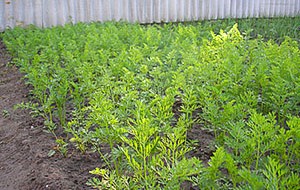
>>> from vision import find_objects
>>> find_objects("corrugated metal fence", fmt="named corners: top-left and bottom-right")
top-left (1, 0), bottom-right (300, 31)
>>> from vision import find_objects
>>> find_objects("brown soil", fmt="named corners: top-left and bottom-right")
top-left (187, 124), bottom-right (215, 166)
top-left (0, 40), bottom-right (101, 190)
top-left (0, 39), bottom-right (214, 190)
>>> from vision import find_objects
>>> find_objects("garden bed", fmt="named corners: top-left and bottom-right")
top-left (0, 41), bottom-right (102, 190)
top-left (0, 17), bottom-right (299, 189)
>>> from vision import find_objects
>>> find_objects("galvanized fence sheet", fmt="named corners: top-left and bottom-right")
top-left (0, 0), bottom-right (300, 31)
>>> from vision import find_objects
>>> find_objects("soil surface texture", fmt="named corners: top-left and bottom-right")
top-left (0, 40), bottom-right (100, 190)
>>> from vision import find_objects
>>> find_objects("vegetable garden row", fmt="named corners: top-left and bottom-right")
top-left (1, 17), bottom-right (300, 189)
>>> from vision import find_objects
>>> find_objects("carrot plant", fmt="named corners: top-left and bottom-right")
top-left (2, 17), bottom-right (300, 189)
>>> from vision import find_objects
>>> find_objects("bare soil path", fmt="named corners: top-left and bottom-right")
top-left (0, 40), bottom-right (99, 190)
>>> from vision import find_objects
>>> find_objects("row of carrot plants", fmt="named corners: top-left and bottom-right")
top-left (1, 17), bottom-right (300, 189)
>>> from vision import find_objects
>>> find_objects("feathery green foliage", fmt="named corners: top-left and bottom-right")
top-left (2, 17), bottom-right (300, 189)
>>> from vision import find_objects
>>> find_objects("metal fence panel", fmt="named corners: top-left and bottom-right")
top-left (0, 0), bottom-right (299, 31)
